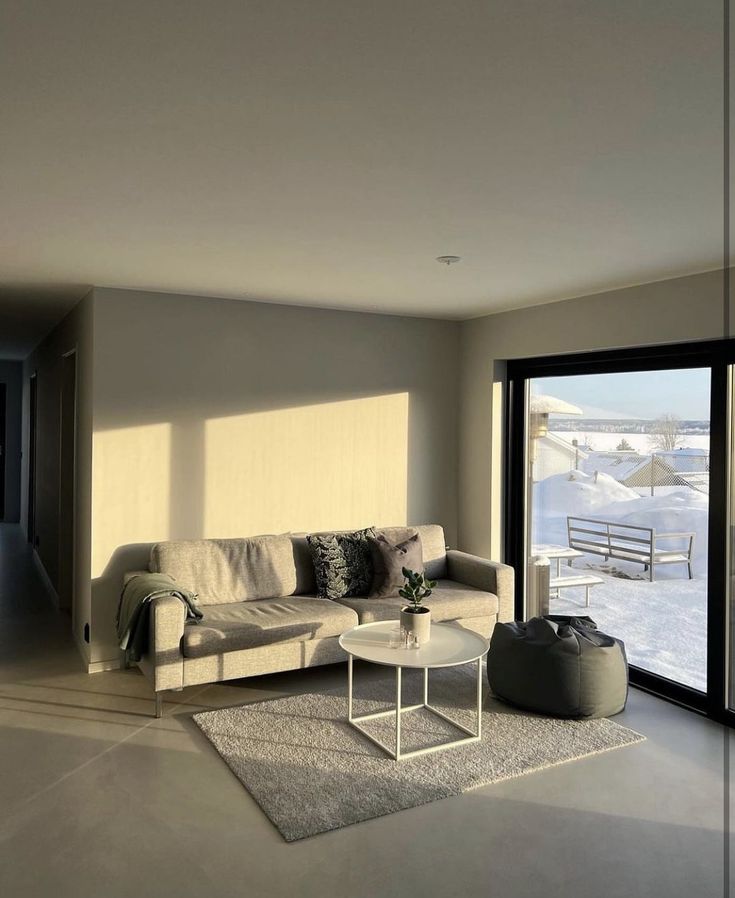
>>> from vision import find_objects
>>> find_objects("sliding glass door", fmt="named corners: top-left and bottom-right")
top-left (506, 341), bottom-right (734, 724)
top-left (525, 369), bottom-right (710, 691)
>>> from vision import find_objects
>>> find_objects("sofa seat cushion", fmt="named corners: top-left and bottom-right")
top-left (182, 597), bottom-right (358, 659)
top-left (333, 579), bottom-right (498, 624)
top-left (151, 535), bottom-right (298, 605)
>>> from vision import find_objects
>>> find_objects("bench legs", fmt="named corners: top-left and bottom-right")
top-left (155, 692), bottom-right (163, 718)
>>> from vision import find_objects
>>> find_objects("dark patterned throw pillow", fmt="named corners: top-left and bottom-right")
top-left (306, 527), bottom-right (376, 600)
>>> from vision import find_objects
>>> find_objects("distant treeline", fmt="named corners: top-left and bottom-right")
top-left (550, 418), bottom-right (710, 435)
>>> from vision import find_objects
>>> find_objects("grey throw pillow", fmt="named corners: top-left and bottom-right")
top-left (368, 531), bottom-right (424, 599)
top-left (307, 528), bottom-right (376, 600)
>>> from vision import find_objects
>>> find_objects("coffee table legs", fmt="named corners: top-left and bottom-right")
top-left (347, 656), bottom-right (484, 761)
top-left (395, 666), bottom-right (402, 760)
top-left (347, 652), bottom-right (353, 720)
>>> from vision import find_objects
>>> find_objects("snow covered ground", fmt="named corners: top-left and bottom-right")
top-left (550, 568), bottom-right (706, 691)
top-left (532, 470), bottom-right (707, 691)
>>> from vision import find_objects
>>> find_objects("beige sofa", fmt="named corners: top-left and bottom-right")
top-left (126, 524), bottom-right (514, 716)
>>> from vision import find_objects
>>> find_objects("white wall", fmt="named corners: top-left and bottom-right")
top-left (88, 288), bottom-right (460, 663)
top-left (458, 268), bottom-right (732, 558)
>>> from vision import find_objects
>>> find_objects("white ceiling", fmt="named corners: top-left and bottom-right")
top-left (0, 1), bottom-right (725, 354)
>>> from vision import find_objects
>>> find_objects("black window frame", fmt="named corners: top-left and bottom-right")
top-left (505, 338), bottom-right (734, 727)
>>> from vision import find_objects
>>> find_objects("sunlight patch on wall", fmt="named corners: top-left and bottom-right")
top-left (91, 422), bottom-right (171, 577)
top-left (204, 393), bottom-right (409, 536)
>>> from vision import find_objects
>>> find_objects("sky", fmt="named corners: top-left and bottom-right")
top-left (533, 368), bottom-right (711, 420)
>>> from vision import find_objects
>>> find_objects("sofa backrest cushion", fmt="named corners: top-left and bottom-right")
top-left (149, 524), bottom-right (447, 603)
top-left (150, 535), bottom-right (298, 605)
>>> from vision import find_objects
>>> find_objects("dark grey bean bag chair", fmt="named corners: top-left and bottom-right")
top-left (487, 615), bottom-right (628, 718)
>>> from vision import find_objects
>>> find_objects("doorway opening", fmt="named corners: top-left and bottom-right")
top-left (58, 351), bottom-right (77, 612)
top-left (0, 383), bottom-right (6, 521)
top-left (27, 373), bottom-right (37, 545)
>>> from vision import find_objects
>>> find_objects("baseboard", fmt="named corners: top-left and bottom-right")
top-left (32, 549), bottom-right (60, 610)
top-left (72, 625), bottom-right (91, 667)
top-left (86, 656), bottom-right (123, 674)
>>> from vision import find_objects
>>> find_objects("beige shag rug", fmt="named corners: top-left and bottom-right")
top-left (193, 666), bottom-right (644, 841)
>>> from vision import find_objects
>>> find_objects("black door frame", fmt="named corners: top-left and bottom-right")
top-left (58, 349), bottom-right (77, 612)
top-left (27, 372), bottom-right (37, 546)
top-left (505, 338), bottom-right (734, 727)
top-left (0, 383), bottom-right (6, 521)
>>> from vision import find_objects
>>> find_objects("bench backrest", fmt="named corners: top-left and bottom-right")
top-left (567, 516), bottom-right (654, 556)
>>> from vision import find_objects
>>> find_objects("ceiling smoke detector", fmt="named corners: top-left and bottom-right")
top-left (436, 255), bottom-right (461, 265)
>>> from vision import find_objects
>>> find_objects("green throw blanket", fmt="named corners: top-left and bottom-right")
top-left (116, 572), bottom-right (202, 663)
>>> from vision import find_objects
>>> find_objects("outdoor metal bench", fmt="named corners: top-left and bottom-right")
top-left (567, 516), bottom-right (695, 582)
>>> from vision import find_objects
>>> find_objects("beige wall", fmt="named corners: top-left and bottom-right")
top-left (0, 361), bottom-right (22, 522)
top-left (89, 288), bottom-right (460, 663)
top-left (22, 294), bottom-right (94, 660)
top-left (457, 269), bottom-right (732, 559)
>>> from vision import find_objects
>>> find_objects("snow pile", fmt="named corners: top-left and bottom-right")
top-left (534, 474), bottom-right (709, 575)
top-left (605, 491), bottom-right (709, 575)
top-left (534, 470), bottom-right (639, 518)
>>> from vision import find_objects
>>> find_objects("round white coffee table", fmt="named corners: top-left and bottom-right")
top-left (339, 621), bottom-right (490, 761)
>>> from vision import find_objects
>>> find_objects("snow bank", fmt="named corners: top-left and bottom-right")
top-left (608, 491), bottom-right (709, 575)
top-left (533, 473), bottom-right (709, 575)
top-left (533, 470), bottom-right (639, 518)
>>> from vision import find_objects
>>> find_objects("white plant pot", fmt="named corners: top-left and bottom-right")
top-left (400, 606), bottom-right (431, 644)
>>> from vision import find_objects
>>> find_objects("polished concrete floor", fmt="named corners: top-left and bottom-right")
top-left (0, 522), bottom-right (732, 898)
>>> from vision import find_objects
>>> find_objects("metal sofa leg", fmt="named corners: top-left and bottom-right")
top-left (155, 692), bottom-right (163, 719)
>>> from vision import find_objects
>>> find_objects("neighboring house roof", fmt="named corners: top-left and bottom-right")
top-left (540, 432), bottom-right (589, 460)
top-left (530, 394), bottom-right (583, 415)
top-left (622, 458), bottom-right (686, 487)
top-left (581, 447), bottom-right (710, 493)
top-left (662, 448), bottom-right (709, 473)
top-left (581, 450), bottom-right (643, 481)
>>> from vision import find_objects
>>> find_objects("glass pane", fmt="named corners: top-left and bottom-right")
top-left (525, 368), bottom-right (710, 691)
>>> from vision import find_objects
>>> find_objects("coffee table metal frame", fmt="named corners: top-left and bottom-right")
top-left (341, 622), bottom-right (488, 762)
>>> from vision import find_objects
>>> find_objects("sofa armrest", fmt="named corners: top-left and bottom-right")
top-left (446, 550), bottom-right (515, 622)
top-left (145, 595), bottom-right (186, 692)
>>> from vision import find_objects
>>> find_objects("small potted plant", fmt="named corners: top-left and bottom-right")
top-left (399, 567), bottom-right (436, 644)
